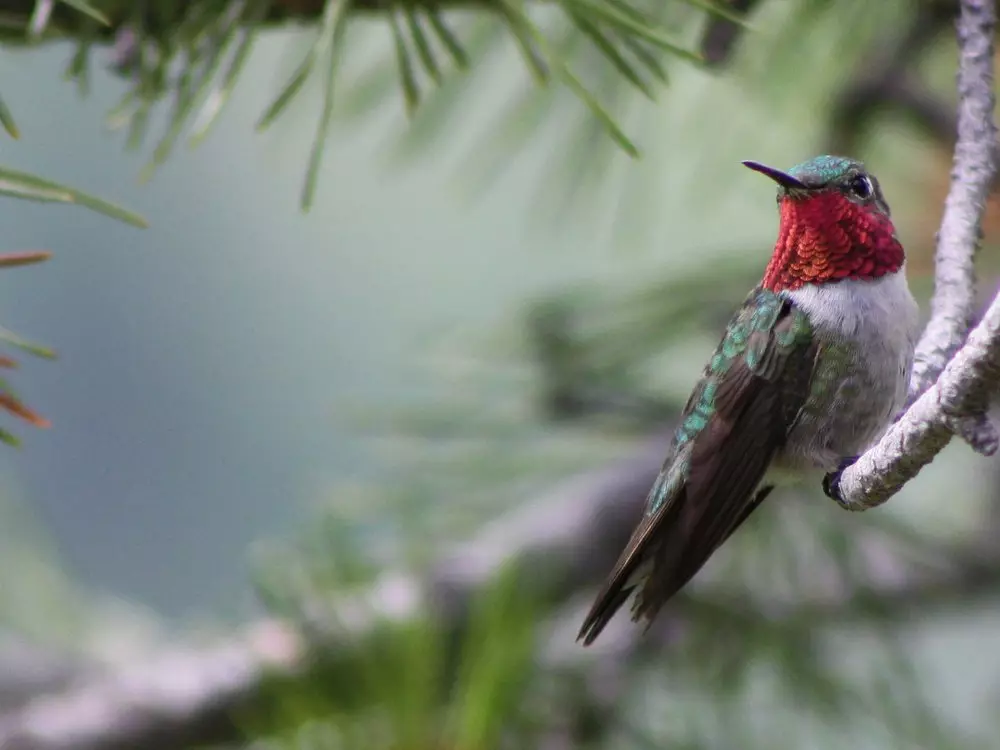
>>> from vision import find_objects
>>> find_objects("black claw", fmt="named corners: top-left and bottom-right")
top-left (822, 455), bottom-right (859, 508)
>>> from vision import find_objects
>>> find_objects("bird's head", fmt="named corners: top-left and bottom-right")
top-left (742, 155), bottom-right (904, 292)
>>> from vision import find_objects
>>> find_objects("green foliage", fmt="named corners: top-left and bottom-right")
top-left (0, 1), bottom-right (148, 449)
top-left (0, 0), bottom-right (921, 222)
top-left (0, 251), bottom-right (55, 445)
top-left (0, 165), bottom-right (146, 226)
top-left (0, 3), bottom-right (144, 222)
top-left (20, 0), bottom-right (743, 211)
top-left (251, 540), bottom-right (543, 750)
top-left (36, 1), bottom-right (111, 32)
top-left (0, 0), bottom-right (930, 223)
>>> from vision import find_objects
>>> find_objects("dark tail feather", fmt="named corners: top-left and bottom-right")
top-left (577, 584), bottom-right (635, 646)
top-left (576, 498), bottom-right (674, 647)
top-left (577, 485), bottom-right (776, 647)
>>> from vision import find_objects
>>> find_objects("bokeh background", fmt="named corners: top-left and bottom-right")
top-left (4, 1), bottom-right (1000, 748)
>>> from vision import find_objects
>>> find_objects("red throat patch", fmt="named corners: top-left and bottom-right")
top-left (762, 191), bottom-right (904, 292)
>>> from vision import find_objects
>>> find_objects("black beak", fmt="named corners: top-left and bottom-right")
top-left (741, 160), bottom-right (808, 190)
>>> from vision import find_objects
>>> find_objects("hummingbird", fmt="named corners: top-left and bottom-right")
top-left (577, 155), bottom-right (920, 646)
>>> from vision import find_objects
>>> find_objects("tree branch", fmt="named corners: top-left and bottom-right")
top-left (0, 638), bottom-right (94, 714)
top-left (0, 0), bottom-right (460, 40)
top-left (835, 0), bottom-right (999, 510)
top-left (908, 0), bottom-right (998, 403)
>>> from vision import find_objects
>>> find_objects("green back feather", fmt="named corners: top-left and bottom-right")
top-left (648, 288), bottom-right (812, 516)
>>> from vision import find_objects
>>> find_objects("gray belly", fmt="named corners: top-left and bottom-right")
top-left (770, 272), bottom-right (919, 478)
top-left (778, 341), bottom-right (903, 472)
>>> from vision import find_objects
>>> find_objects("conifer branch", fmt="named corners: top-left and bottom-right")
top-left (0, 0), bottom-right (738, 211)
top-left (835, 0), bottom-right (999, 510)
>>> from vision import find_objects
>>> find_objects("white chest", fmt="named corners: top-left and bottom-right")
top-left (777, 269), bottom-right (920, 471)
top-left (785, 270), bottom-right (919, 357)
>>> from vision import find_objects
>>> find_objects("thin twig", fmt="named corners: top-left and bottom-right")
top-left (836, 0), bottom-right (999, 509)
top-left (908, 0), bottom-right (998, 406)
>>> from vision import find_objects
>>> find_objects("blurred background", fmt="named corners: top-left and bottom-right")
top-left (2, 0), bottom-right (1000, 748)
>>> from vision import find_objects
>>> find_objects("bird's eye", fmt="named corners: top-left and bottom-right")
top-left (849, 175), bottom-right (873, 200)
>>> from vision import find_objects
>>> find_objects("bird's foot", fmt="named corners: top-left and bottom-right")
top-left (822, 455), bottom-right (858, 509)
